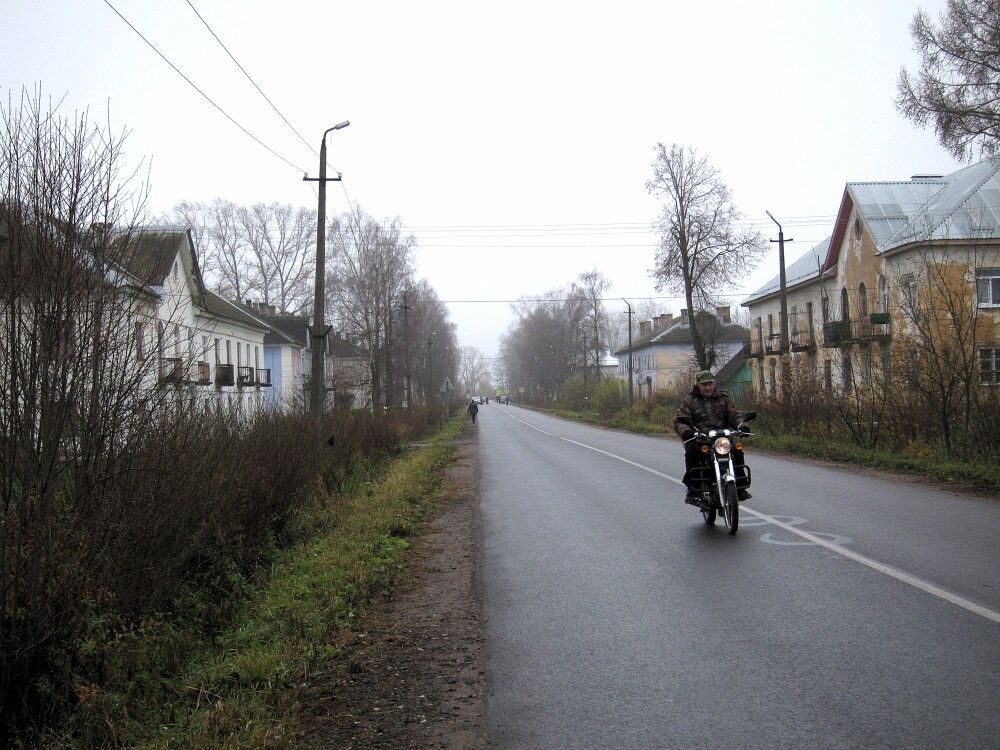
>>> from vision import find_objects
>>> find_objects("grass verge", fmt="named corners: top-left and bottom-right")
top-left (50, 421), bottom-right (463, 749)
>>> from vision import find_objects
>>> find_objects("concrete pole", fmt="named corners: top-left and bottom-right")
top-left (305, 121), bottom-right (349, 422)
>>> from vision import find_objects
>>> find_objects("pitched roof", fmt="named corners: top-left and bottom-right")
top-left (744, 159), bottom-right (1000, 305)
top-left (742, 237), bottom-right (832, 304)
top-left (111, 227), bottom-right (206, 295)
top-left (613, 311), bottom-right (748, 356)
top-left (202, 290), bottom-right (271, 332)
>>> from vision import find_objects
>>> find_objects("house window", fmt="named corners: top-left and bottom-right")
top-left (237, 342), bottom-right (242, 367)
top-left (824, 360), bottom-right (832, 391)
top-left (901, 273), bottom-right (917, 311)
top-left (821, 296), bottom-right (830, 324)
top-left (854, 217), bottom-right (862, 240)
top-left (878, 275), bottom-right (888, 313)
top-left (806, 302), bottom-right (814, 335)
top-left (976, 268), bottom-right (1000, 306)
top-left (859, 283), bottom-right (868, 317)
top-left (842, 351), bottom-right (853, 387)
top-left (135, 322), bottom-right (145, 360)
top-left (980, 346), bottom-right (1000, 385)
top-left (226, 339), bottom-right (232, 364)
top-left (841, 287), bottom-right (850, 321)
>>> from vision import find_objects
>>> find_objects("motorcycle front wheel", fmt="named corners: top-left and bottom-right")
top-left (722, 483), bottom-right (739, 535)
top-left (701, 505), bottom-right (717, 525)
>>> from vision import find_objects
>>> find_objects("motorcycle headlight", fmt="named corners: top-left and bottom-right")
top-left (714, 437), bottom-right (731, 455)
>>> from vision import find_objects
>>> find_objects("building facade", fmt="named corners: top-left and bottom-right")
top-left (743, 161), bottom-right (1000, 394)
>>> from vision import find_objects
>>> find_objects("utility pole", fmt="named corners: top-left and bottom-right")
top-left (622, 299), bottom-right (634, 403)
top-left (304, 121), bottom-right (349, 421)
top-left (401, 289), bottom-right (412, 409)
top-left (765, 210), bottom-right (792, 394)
top-left (425, 333), bottom-right (436, 404)
top-left (580, 328), bottom-right (588, 410)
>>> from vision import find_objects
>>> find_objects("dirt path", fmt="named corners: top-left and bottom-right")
top-left (297, 433), bottom-right (488, 749)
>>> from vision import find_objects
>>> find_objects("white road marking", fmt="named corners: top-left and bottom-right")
top-left (504, 410), bottom-right (1000, 625)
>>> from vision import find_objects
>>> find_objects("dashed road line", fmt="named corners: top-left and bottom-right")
top-left (503, 409), bottom-right (1000, 625)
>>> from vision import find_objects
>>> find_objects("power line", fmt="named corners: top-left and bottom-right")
top-left (102, 0), bottom-right (307, 174)
top-left (183, 0), bottom-right (318, 159)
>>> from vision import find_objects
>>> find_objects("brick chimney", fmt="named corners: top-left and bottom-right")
top-left (639, 320), bottom-right (650, 336)
top-left (680, 308), bottom-right (689, 324)
top-left (716, 305), bottom-right (731, 323)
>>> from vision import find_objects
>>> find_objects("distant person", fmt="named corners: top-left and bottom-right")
top-left (468, 399), bottom-right (479, 424)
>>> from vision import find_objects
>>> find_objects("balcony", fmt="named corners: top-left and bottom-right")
top-left (192, 361), bottom-right (211, 385)
top-left (237, 365), bottom-right (256, 387)
top-left (256, 368), bottom-right (272, 387)
top-left (790, 329), bottom-right (816, 352)
top-left (823, 315), bottom-right (891, 347)
top-left (159, 357), bottom-right (185, 384)
top-left (215, 363), bottom-right (235, 387)
top-left (822, 320), bottom-right (852, 347)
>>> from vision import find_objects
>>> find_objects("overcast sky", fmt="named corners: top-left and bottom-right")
top-left (4, 0), bottom-right (963, 357)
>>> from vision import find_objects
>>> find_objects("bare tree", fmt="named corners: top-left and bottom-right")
top-left (897, 1), bottom-right (1000, 161)
top-left (166, 199), bottom-right (316, 314)
top-left (405, 279), bottom-right (457, 404)
top-left (238, 202), bottom-right (315, 314)
top-left (500, 289), bottom-right (589, 401)
top-left (1, 87), bottom-right (157, 715)
top-left (570, 268), bottom-right (612, 379)
top-left (329, 210), bottom-right (416, 408)
top-left (646, 143), bottom-right (766, 370)
top-left (459, 345), bottom-right (491, 396)
top-left (168, 198), bottom-right (251, 303)
top-left (894, 247), bottom-right (997, 456)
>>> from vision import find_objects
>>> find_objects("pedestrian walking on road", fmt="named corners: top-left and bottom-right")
top-left (468, 399), bottom-right (479, 424)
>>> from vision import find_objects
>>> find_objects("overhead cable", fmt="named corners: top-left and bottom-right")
top-left (184, 0), bottom-right (319, 158)
top-left (102, 0), bottom-right (307, 174)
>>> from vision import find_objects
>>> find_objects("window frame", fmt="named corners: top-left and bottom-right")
top-left (976, 268), bottom-right (1000, 307)
top-left (980, 345), bottom-right (1000, 386)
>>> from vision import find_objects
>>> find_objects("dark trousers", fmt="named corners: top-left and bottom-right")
top-left (683, 444), bottom-right (745, 489)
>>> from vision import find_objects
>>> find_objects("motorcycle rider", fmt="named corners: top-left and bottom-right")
top-left (674, 370), bottom-right (751, 504)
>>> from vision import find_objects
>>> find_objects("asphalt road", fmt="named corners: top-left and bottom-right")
top-left (477, 404), bottom-right (1000, 749)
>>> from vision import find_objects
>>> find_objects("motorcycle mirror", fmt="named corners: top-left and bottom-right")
top-left (743, 411), bottom-right (757, 421)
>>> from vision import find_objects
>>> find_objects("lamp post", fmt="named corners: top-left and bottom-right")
top-left (765, 210), bottom-right (792, 393)
top-left (304, 120), bottom-right (349, 421)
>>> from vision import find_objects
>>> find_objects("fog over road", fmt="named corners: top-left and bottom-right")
top-left (477, 404), bottom-right (1000, 749)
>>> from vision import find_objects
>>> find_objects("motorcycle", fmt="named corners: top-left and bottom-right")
top-left (678, 411), bottom-right (756, 535)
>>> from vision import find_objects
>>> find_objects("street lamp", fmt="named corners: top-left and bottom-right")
top-left (305, 120), bottom-right (349, 421)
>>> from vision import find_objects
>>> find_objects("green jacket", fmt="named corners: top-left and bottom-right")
top-left (674, 386), bottom-right (744, 438)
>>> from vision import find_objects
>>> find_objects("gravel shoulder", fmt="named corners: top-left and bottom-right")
top-left (297, 431), bottom-right (488, 749)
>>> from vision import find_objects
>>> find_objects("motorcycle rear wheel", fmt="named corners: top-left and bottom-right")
top-left (722, 483), bottom-right (739, 534)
